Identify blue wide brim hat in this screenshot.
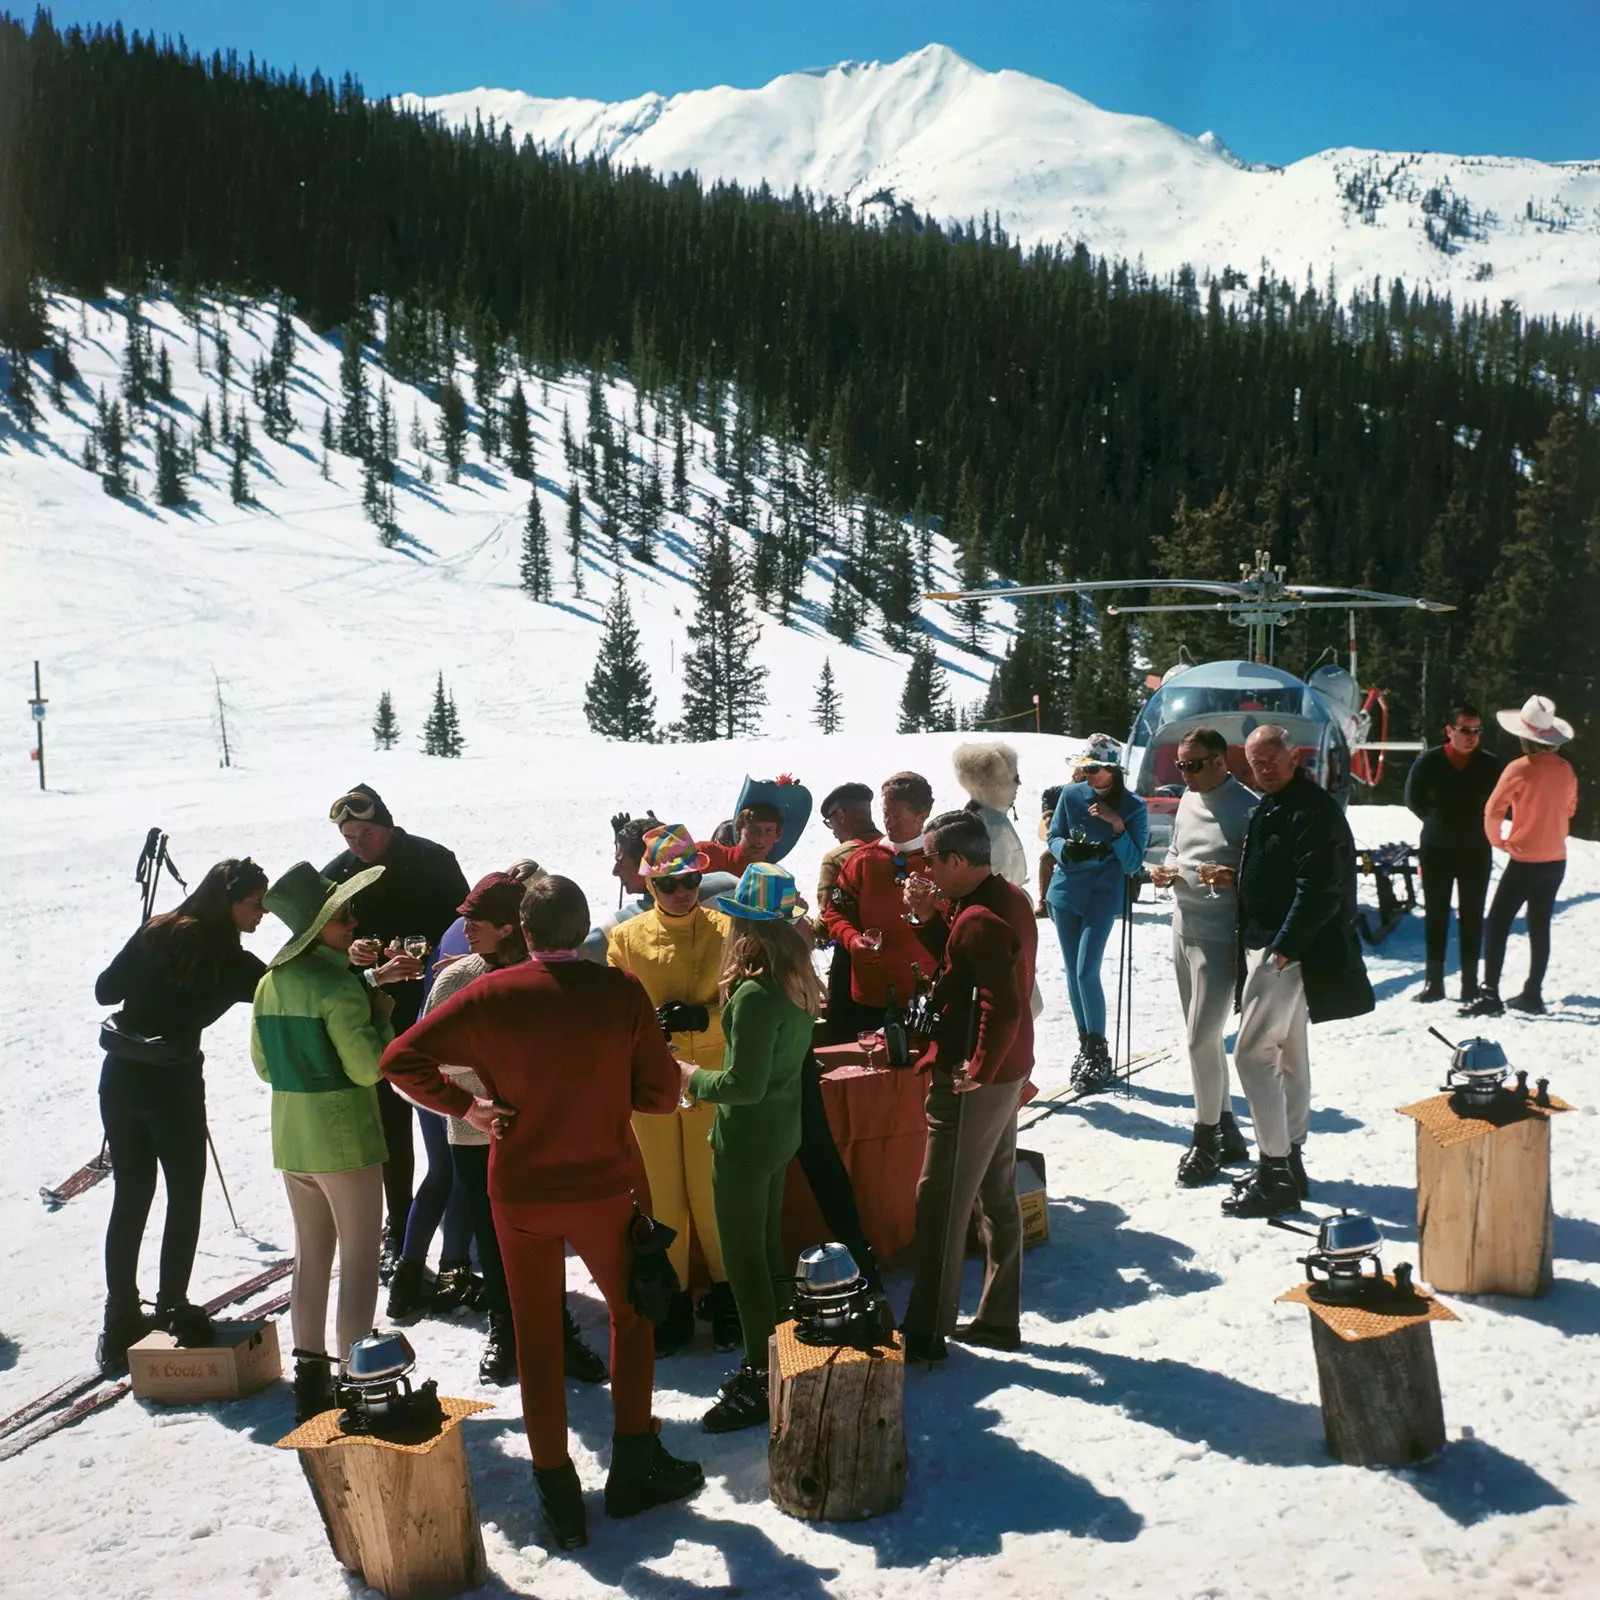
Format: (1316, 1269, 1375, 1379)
(716, 861, 802, 922)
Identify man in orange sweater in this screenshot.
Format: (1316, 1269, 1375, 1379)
(1464, 695, 1580, 1018)
(381, 875, 702, 1549)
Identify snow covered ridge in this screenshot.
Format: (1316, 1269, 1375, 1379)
(402, 43, 1600, 324)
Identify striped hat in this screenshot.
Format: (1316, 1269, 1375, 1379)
(716, 861, 802, 923)
(639, 823, 711, 878)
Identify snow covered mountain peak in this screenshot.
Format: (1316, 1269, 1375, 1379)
(403, 46, 1600, 322)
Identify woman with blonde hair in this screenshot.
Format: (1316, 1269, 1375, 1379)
(607, 824, 739, 1356)
(679, 862, 823, 1433)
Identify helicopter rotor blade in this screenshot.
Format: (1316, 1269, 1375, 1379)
(923, 578, 1249, 603)
(1104, 601, 1235, 615)
(1271, 598, 1457, 613)
(1281, 585, 1456, 611)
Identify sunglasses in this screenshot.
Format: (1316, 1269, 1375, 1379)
(1174, 757, 1219, 773)
(1079, 762, 1116, 775)
(656, 874, 702, 893)
(329, 792, 377, 824)
(1453, 725, 1483, 736)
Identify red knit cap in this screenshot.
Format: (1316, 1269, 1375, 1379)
(457, 872, 524, 925)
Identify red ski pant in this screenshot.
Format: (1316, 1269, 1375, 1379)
(492, 1190, 652, 1468)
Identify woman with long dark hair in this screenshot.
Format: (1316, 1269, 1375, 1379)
(94, 856, 270, 1373)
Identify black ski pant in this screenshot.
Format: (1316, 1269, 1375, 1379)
(796, 1050, 881, 1291)
(1484, 858, 1566, 998)
(1419, 844, 1492, 983)
(376, 1078, 416, 1242)
(99, 1055, 207, 1308)
(823, 945, 884, 1046)
(451, 1142, 511, 1322)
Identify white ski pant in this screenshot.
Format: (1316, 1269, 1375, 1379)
(1233, 946, 1311, 1159)
(1171, 930, 1237, 1126)
(283, 1164, 384, 1359)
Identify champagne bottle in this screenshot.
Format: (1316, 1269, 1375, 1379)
(883, 982, 910, 1068)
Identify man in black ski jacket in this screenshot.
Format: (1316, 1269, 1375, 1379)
(1404, 705, 1504, 1004)
(324, 782, 469, 1264)
(1225, 727, 1373, 1219)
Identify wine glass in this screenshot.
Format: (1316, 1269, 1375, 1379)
(403, 934, 430, 960)
(858, 928, 884, 953)
(1197, 864, 1224, 900)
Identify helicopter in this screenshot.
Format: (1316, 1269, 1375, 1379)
(928, 551, 1454, 860)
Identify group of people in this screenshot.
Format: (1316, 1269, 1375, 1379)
(85, 689, 1578, 1551)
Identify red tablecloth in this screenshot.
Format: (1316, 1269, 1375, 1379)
(781, 1044, 929, 1264)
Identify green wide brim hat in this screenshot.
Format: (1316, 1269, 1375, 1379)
(715, 860, 803, 923)
(265, 860, 385, 968)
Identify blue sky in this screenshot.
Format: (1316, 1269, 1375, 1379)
(42, 0, 1599, 166)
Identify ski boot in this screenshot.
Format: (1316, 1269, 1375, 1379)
(653, 1290, 695, 1358)
(1218, 1110, 1252, 1163)
(433, 1259, 483, 1314)
(1220, 1157, 1301, 1219)
(605, 1423, 704, 1518)
(534, 1458, 588, 1549)
(1506, 989, 1546, 1016)
(1412, 963, 1446, 1003)
(1176, 1123, 1224, 1187)
(96, 1295, 152, 1378)
(1288, 1141, 1310, 1201)
(701, 1361, 770, 1433)
(563, 1305, 609, 1385)
(479, 1312, 518, 1386)
(152, 1299, 216, 1347)
(292, 1349, 337, 1423)
(384, 1258, 436, 1322)
(1460, 986, 1504, 1019)
(1070, 1034, 1117, 1096)
(377, 1228, 402, 1288)
(709, 1282, 743, 1355)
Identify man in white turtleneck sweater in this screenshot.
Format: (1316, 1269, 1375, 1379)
(1150, 728, 1259, 1187)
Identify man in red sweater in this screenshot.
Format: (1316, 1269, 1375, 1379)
(899, 809, 1037, 1362)
(697, 800, 782, 877)
(821, 771, 934, 1025)
(380, 875, 702, 1550)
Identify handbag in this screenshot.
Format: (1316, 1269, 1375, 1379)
(99, 1012, 202, 1069)
(626, 1203, 681, 1322)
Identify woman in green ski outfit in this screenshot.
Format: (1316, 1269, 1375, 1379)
(250, 860, 392, 1421)
(681, 862, 823, 1433)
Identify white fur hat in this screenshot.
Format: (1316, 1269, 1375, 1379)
(1496, 695, 1573, 747)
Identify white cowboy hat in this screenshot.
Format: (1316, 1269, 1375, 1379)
(1495, 695, 1574, 746)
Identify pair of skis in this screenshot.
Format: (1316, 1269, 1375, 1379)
(39, 1145, 114, 1211)
(1017, 1046, 1173, 1132)
(0, 1259, 292, 1462)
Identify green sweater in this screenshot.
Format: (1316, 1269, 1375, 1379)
(688, 972, 810, 1166)
(251, 942, 392, 1172)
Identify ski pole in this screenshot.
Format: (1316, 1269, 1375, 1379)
(207, 1128, 240, 1231)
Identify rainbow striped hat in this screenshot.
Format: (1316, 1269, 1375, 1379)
(640, 823, 711, 879)
(716, 861, 802, 923)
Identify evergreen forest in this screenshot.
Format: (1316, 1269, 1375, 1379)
(2, 14, 1598, 822)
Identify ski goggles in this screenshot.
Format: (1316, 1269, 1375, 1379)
(329, 791, 379, 824)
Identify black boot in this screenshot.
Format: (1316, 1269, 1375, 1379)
(702, 1361, 770, 1433)
(1220, 1157, 1301, 1219)
(1412, 963, 1446, 1003)
(653, 1290, 695, 1358)
(291, 1349, 337, 1423)
(479, 1312, 518, 1386)
(378, 1228, 402, 1288)
(152, 1299, 216, 1347)
(563, 1305, 609, 1385)
(1459, 965, 1481, 1004)
(433, 1259, 483, 1314)
(1218, 1110, 1252, 1163)
(1071, 1034, 1116, 1095)
(1288, 1141, 1310, 1201)
(1506, 988, 1546, 1015)
(1460, 986, 1504, 1018)
(710, 1282, 743, 1354)
(1176, 1123, 1224, 1187)
(97, 1295, 151, 1378)
(533, 1458, 588, 1549)
(604, 1426, 704, 1518)
(384, 1257, 436, 1322)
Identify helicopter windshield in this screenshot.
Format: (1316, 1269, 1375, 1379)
(1132, 679, 1326, 746)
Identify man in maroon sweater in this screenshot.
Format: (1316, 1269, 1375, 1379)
(900, 809, 1037, 1361)
(380, 875, 702, 1549)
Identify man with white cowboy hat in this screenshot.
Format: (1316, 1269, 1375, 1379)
(1464, 695, 1579, 1018)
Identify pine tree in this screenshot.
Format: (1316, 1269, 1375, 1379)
(584, 576, 657, 740)
(120, 297, 150, 412)
(826, 564, 864, 643)
(953, 524, 988, 651)
(373, 689, 400, 750)
(678, 506, 768, 739)
(471, 316, 503, 459)
(437, 379, 468, 483)
(566, 479, 586, 597)
(813, 657, 843, 734)
(373, 383, 396, 480)
(8, 344, 37, 429)
(671, 415, 689, 514)
(443, 690, 464, 757)
(422, 672, 455, 756)
(229, 414, 251, 505)
(338, 307, 370, 458)
(154, 342, 172, 401)
(898, 639, 953, 732)
(875, 508, 920, 649)
(505, 380, 534, 479)
(521, 490, 552, 600)
(98, 388, 129, 498)
(155, 418, 187, 507)
(199, 395, 214, 453)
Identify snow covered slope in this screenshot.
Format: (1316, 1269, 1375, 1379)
(405, 44, 1600, 323)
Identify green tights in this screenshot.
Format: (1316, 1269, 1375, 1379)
(710, 1153, 790, 1368)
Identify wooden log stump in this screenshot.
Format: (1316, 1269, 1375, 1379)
(768, 1320, 905, 1522)
(276, 1398, 488, 1600)
(1400, 1092, 1568, 1298)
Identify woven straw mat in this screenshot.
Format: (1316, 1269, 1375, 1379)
(1398, 1091, 1571, 1150)
(275, 1395, 489, 1453)
(773, 1319, 902, 1382)
(1277, 1279, 1460, 1343)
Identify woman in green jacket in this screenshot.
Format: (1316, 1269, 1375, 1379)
(681, 862, 823, 1433)
(251, 861, 391, 1420)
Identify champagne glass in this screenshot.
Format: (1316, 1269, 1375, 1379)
(1197, 864, 1224, 900)
(404, 934, 430, 960)
(859, 928, 883, 953)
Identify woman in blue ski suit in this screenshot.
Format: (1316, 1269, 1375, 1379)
(1045, 739, 1148, 1085)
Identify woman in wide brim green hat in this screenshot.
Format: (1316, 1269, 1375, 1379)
(682, 861, 823, 1433)
(250, 860, 394, 1421)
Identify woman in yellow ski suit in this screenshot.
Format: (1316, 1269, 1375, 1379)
(607, 823, 739, 1355)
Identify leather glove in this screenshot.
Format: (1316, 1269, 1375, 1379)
(658, 1001, 711, 1036)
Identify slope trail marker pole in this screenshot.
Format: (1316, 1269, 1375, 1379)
(28, 661, 47, 790)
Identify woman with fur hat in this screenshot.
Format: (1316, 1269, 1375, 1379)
(952, 741, 1031, 895)
(1044, 736, 1149, 1089)
(681, 863, 824, 1434)
(250, 860, 393, 1421)
(607, 825, 738, 1357)
(1465, 696, 1580, 1018)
